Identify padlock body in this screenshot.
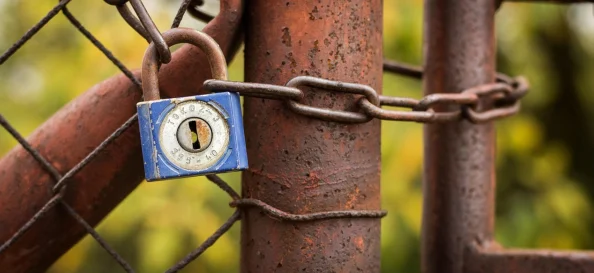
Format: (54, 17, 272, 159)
(137, 92, 248, 181)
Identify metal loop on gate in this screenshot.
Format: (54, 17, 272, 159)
(464, 77, 529, 123)
(129, 0, 171, 63)
(359, 94, 468, 123)
(465, 101, 520, 123)
(379, 96, 419, 108)
(415, 93, 478, 122)
(285, 76, 380, 124)
(463, 82, 514, 123)
(142, 28, 228, 101)
(359, 97, 432, 123)
(505, 76, 529, 101)
(463, 82, 512, 101)
(415, 93, 478, 111)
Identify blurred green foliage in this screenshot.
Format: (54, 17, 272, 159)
(1, 1, 594, 272)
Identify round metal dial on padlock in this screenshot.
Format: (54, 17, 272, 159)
(158, 100, 229, 171)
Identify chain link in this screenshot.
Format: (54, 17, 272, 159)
(285, 76, 380, 123)
(204, 73, 529, 124)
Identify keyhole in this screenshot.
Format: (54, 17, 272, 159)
(189, 120, 200, 149)
(176, 118, 213, 153)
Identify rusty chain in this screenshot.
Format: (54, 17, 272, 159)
(203, 72, 529, 124)
(110, 0, 530, 125)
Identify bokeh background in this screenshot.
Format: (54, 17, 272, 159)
(1, 1, 594, 272)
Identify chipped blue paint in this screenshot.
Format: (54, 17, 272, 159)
(137, 92, 248, 182)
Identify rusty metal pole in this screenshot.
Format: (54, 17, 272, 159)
(0, 1, 243, 271)
(421, 0, 496, 273)
(242, 1, 382, 272)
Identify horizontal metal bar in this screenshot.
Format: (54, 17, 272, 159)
(467, 243, 594, 272)
(504, 0, 593, 2)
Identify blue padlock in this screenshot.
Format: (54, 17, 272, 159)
(137, 28, 248, 181)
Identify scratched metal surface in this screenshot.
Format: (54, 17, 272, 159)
(421, 0, 497, 272)
(241, 1, 383, 272)
(137, 92, 247, 181)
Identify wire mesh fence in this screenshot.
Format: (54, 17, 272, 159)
(0, 1, 232, 272)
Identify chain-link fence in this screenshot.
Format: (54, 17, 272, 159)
(0, 0, 223, 272)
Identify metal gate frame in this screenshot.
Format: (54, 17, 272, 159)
(423, 0, 594, 273)
(1, 0, 594, 272)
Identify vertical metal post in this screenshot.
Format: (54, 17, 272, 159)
(421, 1, 496, 273)
(242, 1, 382, 272)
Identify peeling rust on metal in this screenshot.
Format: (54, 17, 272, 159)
(421, 0, 497, 273)
(242, 1, 382, 272)
(466, 242, 594, 273)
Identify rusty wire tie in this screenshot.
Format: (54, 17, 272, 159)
(205, 175, 387, 222)
(203, 73, 529, 124)
(231, 199, 387, 221)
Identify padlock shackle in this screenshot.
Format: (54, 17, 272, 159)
(141, 28, 228, 101)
